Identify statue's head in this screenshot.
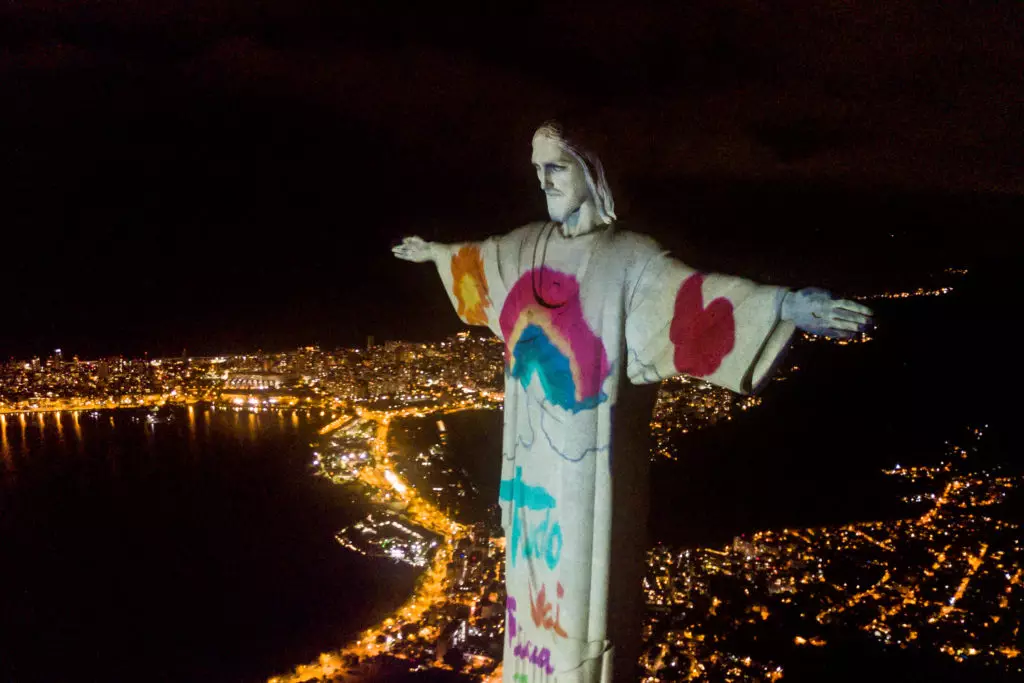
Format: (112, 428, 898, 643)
(531, 120, 616, 227)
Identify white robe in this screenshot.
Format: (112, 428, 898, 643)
(433, 221, 794, 682)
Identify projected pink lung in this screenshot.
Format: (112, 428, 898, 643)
(499, 268, 609, 413)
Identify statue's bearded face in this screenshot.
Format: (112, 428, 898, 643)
(531, 133, 591, 224)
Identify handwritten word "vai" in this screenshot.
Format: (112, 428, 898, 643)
(500, 466, 564, 570)
(530, 580, 568, 638)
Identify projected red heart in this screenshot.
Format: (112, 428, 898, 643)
(670, 274, 735, 377)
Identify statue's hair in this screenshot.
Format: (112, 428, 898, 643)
(533, 118, 617, 225)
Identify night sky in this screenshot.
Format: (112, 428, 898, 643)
(4, 1, 1021, 359)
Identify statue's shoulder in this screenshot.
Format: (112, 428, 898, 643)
(609, 224, 664, 259)
(496, 221, 547, 248)
(509, 221, 548, 237)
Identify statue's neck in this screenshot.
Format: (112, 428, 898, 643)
(559, 199, 606, 238)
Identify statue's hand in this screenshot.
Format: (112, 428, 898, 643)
(392, 236, 438, 264)
(781, 288, 874, 339)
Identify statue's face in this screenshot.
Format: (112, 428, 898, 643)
(531, 133, 591, 224)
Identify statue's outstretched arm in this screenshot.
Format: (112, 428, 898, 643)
(780, 288, 874, 340)
(625, 247, 796, 394)
(392, 235, 441, 264)
(392, 234, 503, 336)
(625, 242, 872, 393)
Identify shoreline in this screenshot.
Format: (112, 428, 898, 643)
(269, 403, 495, 683)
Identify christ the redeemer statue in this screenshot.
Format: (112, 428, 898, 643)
(393, 120, 873, 682)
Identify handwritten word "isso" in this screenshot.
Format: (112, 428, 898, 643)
(507, 596, 555, 675)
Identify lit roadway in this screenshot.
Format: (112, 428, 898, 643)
(0, 394, 176, 414)
(270, 394, 502, 683)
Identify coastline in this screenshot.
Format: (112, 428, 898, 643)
(269, 401, 499, 683)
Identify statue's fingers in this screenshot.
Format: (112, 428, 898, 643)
(835, 299, 873, 316)
(833, 309, 872, 326)
(826, 327, 856, 340)
(827, 318, 861, 332)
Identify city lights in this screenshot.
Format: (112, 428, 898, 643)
(6, 268, 1012, 683)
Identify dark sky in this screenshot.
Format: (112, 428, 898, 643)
(3, 1, 1021, 358)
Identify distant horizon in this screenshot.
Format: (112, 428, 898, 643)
(2, 333, 498, 364)
(4, 183, 1012, 360)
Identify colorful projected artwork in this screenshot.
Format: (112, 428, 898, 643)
(450, 244, 491, 325)
(670, 274, 736, 377)
(499, 268, 609, 413)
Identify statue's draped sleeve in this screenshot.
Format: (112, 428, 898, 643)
(432, 237, 511, 341)
(624, 241, 795, 394)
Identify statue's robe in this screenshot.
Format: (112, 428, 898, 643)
(433, 221, 794, 682)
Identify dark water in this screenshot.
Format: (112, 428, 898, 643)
(648, 263, 1018, 547)
(0, 407, 419, 683)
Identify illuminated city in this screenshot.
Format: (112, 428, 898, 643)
(270, 413, 1022, 682)
(2, 277, 1016, 683)
(638, 426, 1022, 681)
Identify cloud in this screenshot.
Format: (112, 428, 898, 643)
(3, 0, 1020, 193)
(186, 38, 564, 156)
(181, 28, 1019, 193)
(529, 1, 1022, 192)
(0, 39, 96, 73)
